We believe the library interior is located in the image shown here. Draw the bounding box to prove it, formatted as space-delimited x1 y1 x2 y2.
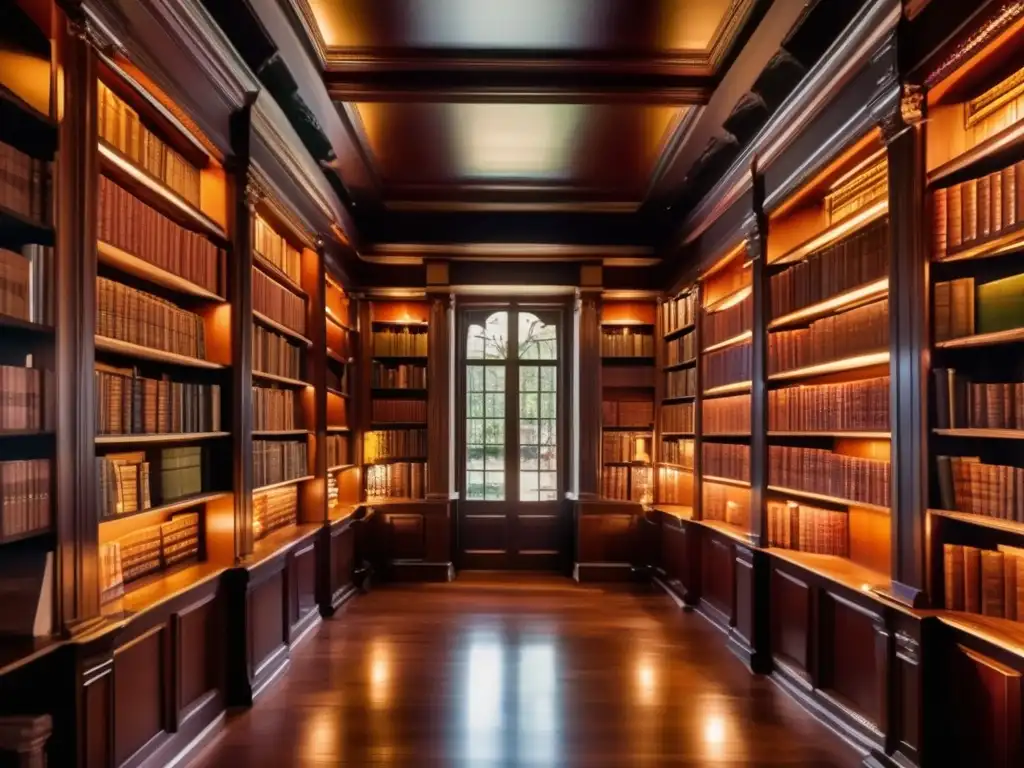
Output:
0 0 1022 766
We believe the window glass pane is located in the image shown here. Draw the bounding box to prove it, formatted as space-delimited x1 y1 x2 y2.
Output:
540 419 556 446
467 418 484 445
467 445 485 470
484 393 504 418
540 366 556 392
540 449 557 471
467 471 485 500
485 366 505 392
520 474 539 502
520 419 538 445
518 313 557 360
467 312 508 360
485 445 504 470
468 366 485 392
485 419 505 445
540 392 556 419
468 392 484 417
519 366 539 392
539 472 558 493
538 489 558 502
485 472 504 500
520 445 538 471
520 392 538 419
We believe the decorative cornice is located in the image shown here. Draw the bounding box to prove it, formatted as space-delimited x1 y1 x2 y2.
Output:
877 82 924 143
252 90 350 240
280 0 328 71
923 2 1024 88
250 165 317 248
679 0 902 246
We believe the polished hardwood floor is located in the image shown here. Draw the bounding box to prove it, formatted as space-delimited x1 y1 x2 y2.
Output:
191 574 861 767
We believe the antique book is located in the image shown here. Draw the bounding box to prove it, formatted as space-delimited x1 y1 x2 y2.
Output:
944 543 965 611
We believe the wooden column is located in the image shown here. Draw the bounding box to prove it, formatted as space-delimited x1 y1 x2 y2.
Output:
747 171 769 548
427 293 453 500
54 11 101 632
307 236 328 516
578 289 603 499
0 715 52 768
228 104 255 560
880 83 928 607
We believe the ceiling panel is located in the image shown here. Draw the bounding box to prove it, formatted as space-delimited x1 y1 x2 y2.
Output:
308 0 749 64
348 101 687 204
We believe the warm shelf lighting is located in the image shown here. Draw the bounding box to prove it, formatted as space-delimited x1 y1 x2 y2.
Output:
772 200 888 266
768 350 889 381
706 285 752 313
702 329 752 354
934 326 1024 349
768 278 888 329
703 381 752 397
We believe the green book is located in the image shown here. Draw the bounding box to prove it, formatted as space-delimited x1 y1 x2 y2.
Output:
977 273 1024 334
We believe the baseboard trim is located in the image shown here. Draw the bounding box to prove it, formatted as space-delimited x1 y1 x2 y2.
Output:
388 561 454 582
573 562 636 583
163 711 226 768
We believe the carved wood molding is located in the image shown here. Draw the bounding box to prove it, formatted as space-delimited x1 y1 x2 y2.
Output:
922 2 1024 88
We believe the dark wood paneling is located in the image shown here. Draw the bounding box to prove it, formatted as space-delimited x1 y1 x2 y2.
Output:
113 629 165 767
329 524 356 599
770 567 812 683
83 661 113 768
701 534 734 626
733 547 755 643
293 543 318 624
517 513 561 552
386 513 425 560
248 571 287 676
177 596 219 716
461 514 507 552
576 509 636 564
821 593 883 729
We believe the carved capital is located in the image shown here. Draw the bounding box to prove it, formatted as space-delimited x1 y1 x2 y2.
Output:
243 178 262 211
878 84 925 144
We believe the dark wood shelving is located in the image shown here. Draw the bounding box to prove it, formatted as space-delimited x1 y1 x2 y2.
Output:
0 203 53 246
95 335 226 369
702 330 752 354
766 484 889 513
97 241 224 301
98 491 230 525
327 387 350 398
929 508 1024 536
253 370 309 388
657 463 693 472
0 527 53 546
252 310 313 348
251 430 311 438
95 431 230 445
253 475 315 494
934 327 1024 350
0 315 54 335
767 278 888 330
767 351 889 382
702 381 751 397
702 475 751 489
770 200 888 267
662 394 696 403
253 253 307 299
663 359 697 371
602 425 653 432
933 228 1024 265
663 322 695 340
769 431 891 439
927 120 1024 188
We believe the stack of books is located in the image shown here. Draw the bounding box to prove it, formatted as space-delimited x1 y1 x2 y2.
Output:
327 434 350 467
932 158 1024 261
662 292 697 333
253 268 306 335
704 292 752 347
934 368 1024 429
0 364 49 431
703 443 750 482
95 365 221 434
703 484 747 528
943 543 1024 621
660 438 694 468
253 325 302 379
373 329 427 356
661 402 694 433
364 429 427 461
254 214 301 283
253 485 297 539
161 446 202 501
602 401 654 428
97 451 151 518
769 299 888 374
666 333 696 366
96 277 207 359
0 458 51 538
252 386 296 431
0 139 50 223
937 456 1024 521
366 462 425 500
601 329 653 357
602 432 651 463
768 377 889 432
767 500 849 556
372 399 426 424
703 394 750 434
253 439 308 488
933 278 975 341
666 367 697 398
0 245 49 324
371 363 426 389
702 341 751 390
769 445 891 507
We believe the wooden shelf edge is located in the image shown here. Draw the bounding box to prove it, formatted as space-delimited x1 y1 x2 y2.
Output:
769 431 891 439
767 485 890 512
934 226 1024 264
95 336 226 369
99 491 231 524
252 253 307 299
253 475 315 494
97 241 224 302
664 358 697 371
0 527 53 546
935 327 1024 349
928 119 1024 188
702 381 752 397
328 464 357 473
768 351 889 382
771 200 888 267
252 310 312 347
937 613 1024 661
663 322 695 340
929 508 1024 535
253 370 310 388
96 431 229 445
766 548 891 596
702 475 751 489
252 430 311 438
934 428 1024 439
768 278 889 330
702 330 752 354
657 463 694 472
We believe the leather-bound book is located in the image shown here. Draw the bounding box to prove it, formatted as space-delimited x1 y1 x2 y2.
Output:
1005 552 1019 621
991 170 1003 235
1016 160 1024 224
981 550 1006 617
934 281 951 341
1004 166 1017 230
933 187 948 258
978 174 991 240
947 183 963 250
962 178 978 243
944 543 965 610
963 546 982 613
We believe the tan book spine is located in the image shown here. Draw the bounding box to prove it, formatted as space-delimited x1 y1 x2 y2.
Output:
981 550 1006 617
963 546 982 613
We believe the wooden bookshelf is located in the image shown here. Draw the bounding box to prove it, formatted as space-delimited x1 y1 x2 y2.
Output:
97 240 225 301
95 336 226 369
767 484 890 513
95 432 230 445
934 428 1024 439
599 300 656 503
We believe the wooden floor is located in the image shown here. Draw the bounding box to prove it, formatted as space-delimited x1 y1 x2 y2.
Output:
191 574 862 767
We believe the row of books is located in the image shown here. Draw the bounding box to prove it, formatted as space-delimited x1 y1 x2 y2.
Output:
702 341 751 390
943 544 1024 622
601 330 654 358
947 273 1024 341
602 400 654 428
371 363 426 390
663 292 697 335
99 512 200 600
0 245 49 325
933 278 975 341
98 175 220 293
97 277 207 359
253 268 306 335
768 377 890 433
703 443 749 482
666 368 697 399
97 447 202 518
0 139 49 224
703 394 749 435
364 429 427 462
704 292 752 349
0 459 51 539
601 466 651 502
657 466 692 505
254 214 301 284
768 298 888 375
768 445 891 508
770 218 889 320
937 456 1024 523
327 434 350 468
703 484 747 528
661 402 694 434
661 437 694 468
372 399 426 424
253 325 303 380
666 333 696 366
366 462 426 500
327 472 339 509
934 369 1024 430
373 329 427 357
767 500 849 556
252 386 297 431
602 432 652 463
95 365 221 435
0 365 49 431
253 440 308 489
253 485 297 540
932 159 1024 260
98 81 200 206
